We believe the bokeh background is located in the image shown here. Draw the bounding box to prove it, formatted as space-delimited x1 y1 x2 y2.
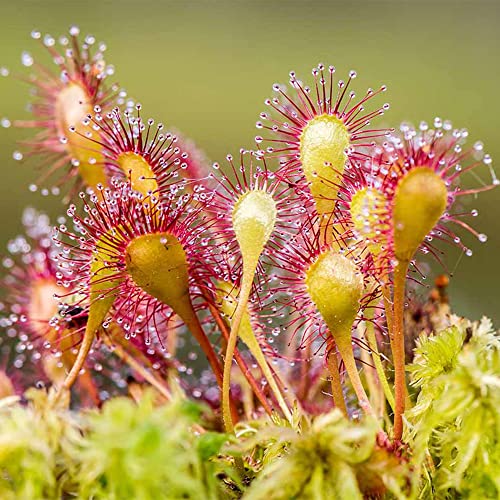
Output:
0 0 498 323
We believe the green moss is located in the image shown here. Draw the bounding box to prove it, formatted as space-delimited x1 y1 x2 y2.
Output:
409 317 500 499
234 411 408 499
0 391 234 500
0 317 498 499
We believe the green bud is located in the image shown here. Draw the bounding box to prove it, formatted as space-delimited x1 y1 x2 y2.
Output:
305 250 363 338
393 166 447 262
299 114 350 217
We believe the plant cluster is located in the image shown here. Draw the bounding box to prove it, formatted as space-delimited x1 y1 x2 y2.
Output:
0 27 498 499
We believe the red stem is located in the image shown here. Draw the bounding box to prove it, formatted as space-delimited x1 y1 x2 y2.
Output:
392 260 409 441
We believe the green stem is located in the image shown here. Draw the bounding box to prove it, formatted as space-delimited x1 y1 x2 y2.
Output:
359 335 383 418
61 322 96 393
326 348 348 416
238 321 293 423
335 334 378 420
222 260 292 433
392 260 409 441
364 321 395 411
183 306 239 425
222 274 253 433
206 301 273 415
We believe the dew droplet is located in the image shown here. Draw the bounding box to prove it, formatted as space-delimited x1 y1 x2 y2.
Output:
43 34 55 47
21 51 34 67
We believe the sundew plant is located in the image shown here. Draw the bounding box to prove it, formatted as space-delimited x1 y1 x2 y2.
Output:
0 27 499 499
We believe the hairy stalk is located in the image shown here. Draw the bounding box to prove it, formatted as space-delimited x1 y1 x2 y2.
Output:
326 348 347 416
392 260 409 441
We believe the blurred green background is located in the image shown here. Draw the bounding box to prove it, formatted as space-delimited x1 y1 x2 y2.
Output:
0 0 498 323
